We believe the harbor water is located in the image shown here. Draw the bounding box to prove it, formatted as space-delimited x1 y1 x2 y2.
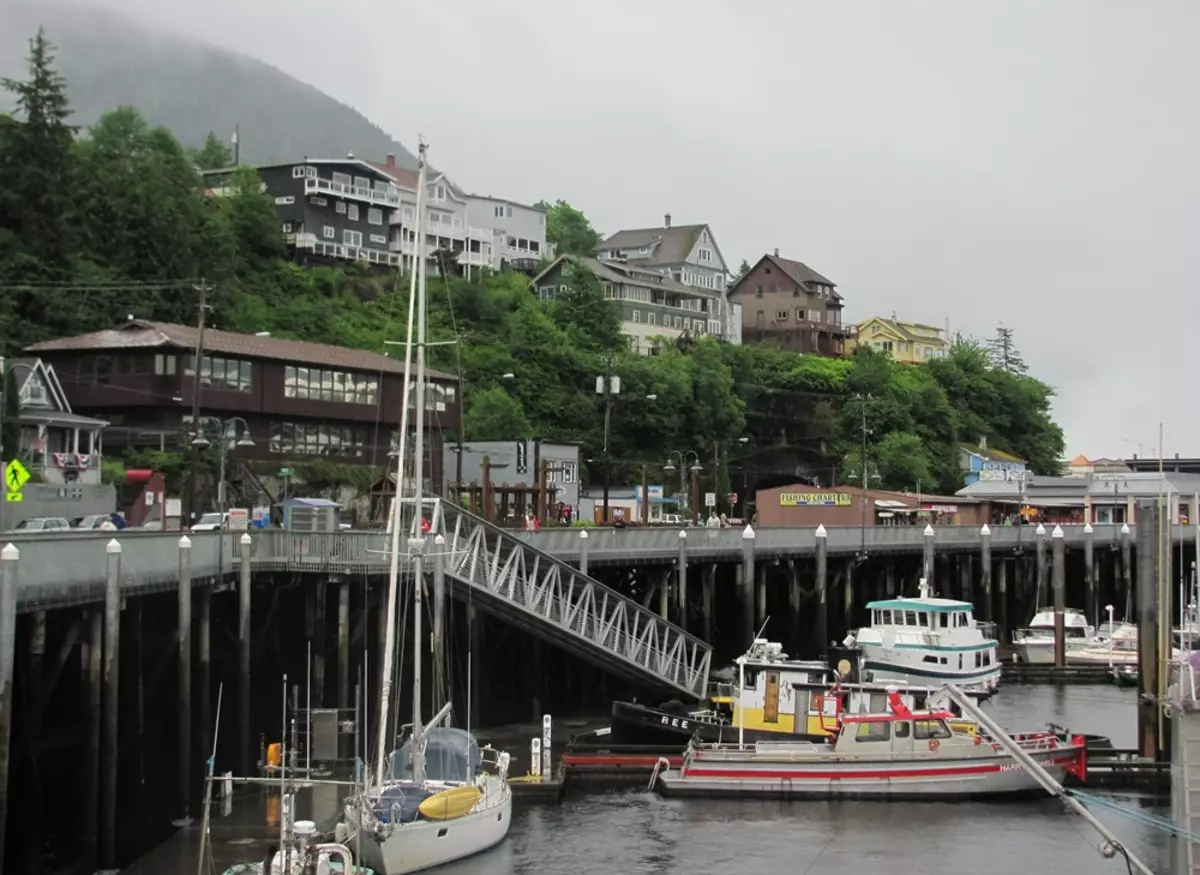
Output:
129 684 1173 875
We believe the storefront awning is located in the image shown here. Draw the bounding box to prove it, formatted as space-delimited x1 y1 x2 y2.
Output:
874 499 909 509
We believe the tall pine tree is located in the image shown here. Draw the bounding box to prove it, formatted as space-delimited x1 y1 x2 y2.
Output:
0 28 76 275
986 325 1027 375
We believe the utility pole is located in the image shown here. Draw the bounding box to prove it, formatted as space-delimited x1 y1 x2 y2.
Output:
231 126 240 165
597 360 619 522
455 335 465 498
187 281 211 524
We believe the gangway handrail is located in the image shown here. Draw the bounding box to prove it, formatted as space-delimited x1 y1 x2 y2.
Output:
940 683 1156 875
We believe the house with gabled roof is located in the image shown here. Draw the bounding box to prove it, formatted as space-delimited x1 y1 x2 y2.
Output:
1 357 108 485
596 215 738 343
845 314 948 364
959 437 1028 487
531 255 712 355
726 250 850 356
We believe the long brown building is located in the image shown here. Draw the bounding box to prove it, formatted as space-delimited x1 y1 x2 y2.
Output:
26 320 458 489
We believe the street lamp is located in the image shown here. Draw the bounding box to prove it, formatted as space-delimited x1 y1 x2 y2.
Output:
664 450 703 526
845 393 880 561
190 415 255 513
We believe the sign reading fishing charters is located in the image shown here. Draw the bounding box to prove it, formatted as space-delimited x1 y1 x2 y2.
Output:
779 491 852 508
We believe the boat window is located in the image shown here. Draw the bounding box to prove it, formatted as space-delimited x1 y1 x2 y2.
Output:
983 652 992 666
974 652 982 668
905 611 918 626
940 657 948 664
855 720 891 742
869 692 888 711
743 668 759 690
913 719 952 740
882 610 892 625
939 613 949 629
921 612 931 628
923 655 939 664
872 610 879 625
895 721 911 738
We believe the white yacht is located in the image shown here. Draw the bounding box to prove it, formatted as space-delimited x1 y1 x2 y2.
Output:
1012 608 1095 663
1068 622 1182 667
845 579 1001 692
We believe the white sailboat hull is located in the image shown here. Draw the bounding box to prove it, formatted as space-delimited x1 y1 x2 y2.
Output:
349 777 512 875
1013 637 1091 664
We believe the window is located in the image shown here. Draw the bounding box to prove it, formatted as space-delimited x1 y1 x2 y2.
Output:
284 366 378 405
975 652 983 668
494 205 504 218
348 204 360 222
154 354 177 376
406 380 457 412
344 229 363 247
274 196 294 205
855 721 890 742
756 310 765 328
905 611 917 625
895 721 911 739
292 165 306 178
184 356 252 392
322 226 335 239
632 310 641 323
553 461 578 484
269 421 371 457
507 205 513 218
336 201 347 214
923 655 938 664
647 312 656 326
369 233 388 245
332 172 352 186
368 208 383 225
310 196 327 206
913 719 952 740
939 613 949 628
755 285 763 298
776 309 789 321
793 286 801 297
698 248 712 262
673 317 682 329
282 223 292 233
353 176 371 190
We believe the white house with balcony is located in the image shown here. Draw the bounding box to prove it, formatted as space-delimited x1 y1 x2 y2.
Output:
462 194 553 270
2 357 107 485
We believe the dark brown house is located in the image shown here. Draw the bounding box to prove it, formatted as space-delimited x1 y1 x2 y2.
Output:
727 251 852 356
25 321 459 490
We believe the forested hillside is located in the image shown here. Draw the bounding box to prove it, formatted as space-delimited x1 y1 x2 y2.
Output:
0 3 418 168
0 31 1065 498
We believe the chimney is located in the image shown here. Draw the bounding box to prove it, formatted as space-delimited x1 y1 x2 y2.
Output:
773 248 779 257
978 436 988 450
664 213 672 228
386 153 396 168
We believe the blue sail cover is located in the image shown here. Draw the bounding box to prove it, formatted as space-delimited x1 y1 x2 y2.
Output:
389 727 483 783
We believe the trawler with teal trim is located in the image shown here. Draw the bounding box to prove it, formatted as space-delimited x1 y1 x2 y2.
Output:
844 579 1001 693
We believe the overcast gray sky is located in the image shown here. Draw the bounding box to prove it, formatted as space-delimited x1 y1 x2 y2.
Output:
59 0 1200 459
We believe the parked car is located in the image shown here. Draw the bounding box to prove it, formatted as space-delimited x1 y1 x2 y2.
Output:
72 514 118 530
8 517 72 534
190 512 228 532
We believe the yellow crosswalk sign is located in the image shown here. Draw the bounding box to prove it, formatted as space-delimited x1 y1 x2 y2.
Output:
4 459 30 492
5 491 22 503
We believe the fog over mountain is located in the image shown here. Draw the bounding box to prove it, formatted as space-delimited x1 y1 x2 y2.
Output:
0 1 419 168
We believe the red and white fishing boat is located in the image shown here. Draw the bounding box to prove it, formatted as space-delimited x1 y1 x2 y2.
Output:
652 689 1087 800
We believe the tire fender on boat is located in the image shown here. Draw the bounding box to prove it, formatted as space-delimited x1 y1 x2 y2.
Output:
928 739 940 752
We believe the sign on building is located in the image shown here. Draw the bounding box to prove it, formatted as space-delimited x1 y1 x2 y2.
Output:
704 492 716 507
779 492 852 508
227 508 250 531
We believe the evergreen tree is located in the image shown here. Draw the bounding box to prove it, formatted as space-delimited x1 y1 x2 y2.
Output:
0 28 76 274
986 325 1027 375
735 258 752 279
191 131 234 170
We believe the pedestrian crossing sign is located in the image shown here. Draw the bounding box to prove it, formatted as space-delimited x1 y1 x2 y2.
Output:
5 459 30 493
5 491 21 502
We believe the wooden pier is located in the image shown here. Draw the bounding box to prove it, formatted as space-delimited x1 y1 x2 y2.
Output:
1000 662 1117 684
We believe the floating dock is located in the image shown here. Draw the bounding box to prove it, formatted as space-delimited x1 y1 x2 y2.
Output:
1000 663 1120 684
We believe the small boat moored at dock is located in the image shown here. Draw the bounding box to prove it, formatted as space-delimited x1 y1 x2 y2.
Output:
652 689 1087 800
845 579 1001 692
1012 608 1095 663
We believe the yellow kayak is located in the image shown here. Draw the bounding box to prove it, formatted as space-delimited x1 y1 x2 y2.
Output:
417 786 482 821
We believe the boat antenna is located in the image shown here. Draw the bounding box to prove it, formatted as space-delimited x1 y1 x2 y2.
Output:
754 617 770 642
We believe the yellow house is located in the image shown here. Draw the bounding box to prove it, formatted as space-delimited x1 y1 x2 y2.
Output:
845 315 948 364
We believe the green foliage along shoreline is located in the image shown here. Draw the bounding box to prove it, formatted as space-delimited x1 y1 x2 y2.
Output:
0 30 1064 497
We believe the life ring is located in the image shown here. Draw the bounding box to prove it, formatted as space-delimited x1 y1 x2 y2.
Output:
928 738 940 752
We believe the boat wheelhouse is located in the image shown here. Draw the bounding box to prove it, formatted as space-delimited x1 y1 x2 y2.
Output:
848 581 1001 691
1012 608 1095 664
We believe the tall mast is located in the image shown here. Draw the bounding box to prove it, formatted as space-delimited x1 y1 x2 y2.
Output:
410 141 431 785
373 143 426 789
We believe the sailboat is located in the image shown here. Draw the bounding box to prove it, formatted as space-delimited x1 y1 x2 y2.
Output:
340 141 512 875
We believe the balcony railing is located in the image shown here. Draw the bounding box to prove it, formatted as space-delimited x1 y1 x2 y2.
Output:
304 176 401 208
288 233 402 268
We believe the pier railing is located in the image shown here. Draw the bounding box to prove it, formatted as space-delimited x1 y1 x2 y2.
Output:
0 521 1176 613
